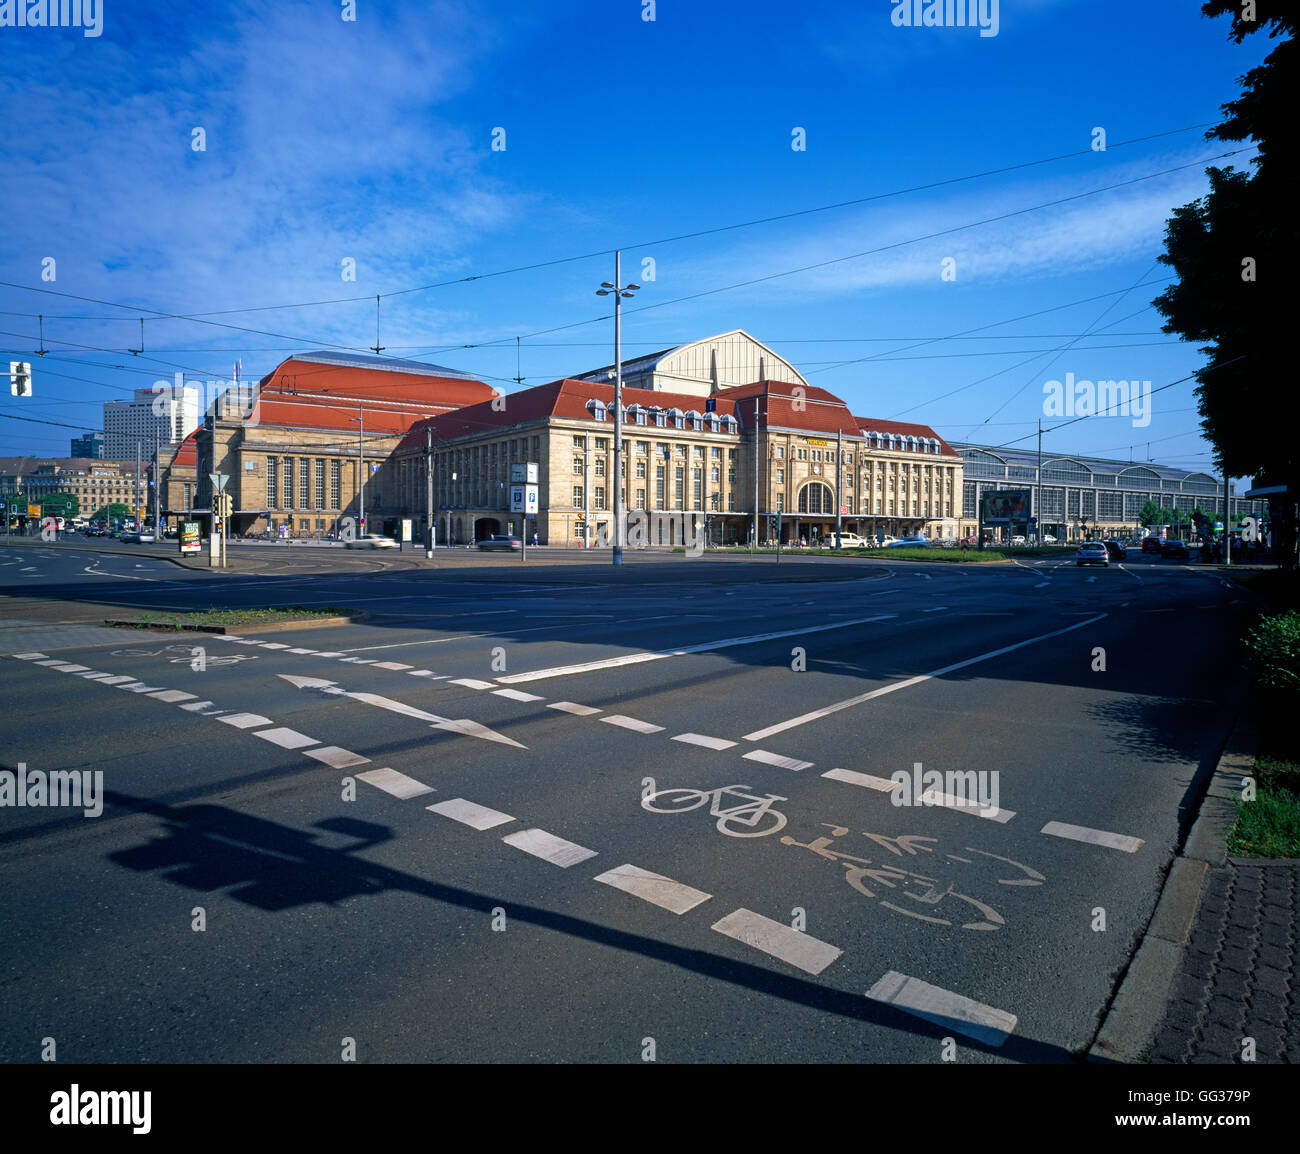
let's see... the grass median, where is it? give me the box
[105,606,354,630]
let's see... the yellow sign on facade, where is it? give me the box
[27,504,41,518]
[805,438,829,447]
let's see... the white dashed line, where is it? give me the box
[407,669,438,677]
[920,607,948,613]
[493,688,545,702]
[179,700,217,712]
[53,664,91,673]
[286,648,319,655]
[428,798,515,829]
[1040,821,1144,853]
[501,828,598,867]
[122,684,166,693]
[917,790,1014,823]
[600,715,665,734]
[10,652,48,660]
[450,678,495,690]
[147,690,199,703]
[259,643,290,650]
[865,970,1017,1046]
[672,733,738,751]
[303,745,371,769]
[822,768,898,792]
[96,675,139,686]
[711,908,842,975]
[218,713,274,729]
[253,727,318,750]
[547,701,601,716]
[34,659,70,667]
[338,657,376,664]
[594,864,711,915]
[1033,581,1050,588]
[314,652,347,658]
[356,768,434,799]
[372,662,413,671]
[743,750,813,772]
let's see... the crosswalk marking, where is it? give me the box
[10,652,48,660]
[407,669,438,677]
[711,909,842,975]
[548,701,601,716]
[303,745,370,769]
[427,798,515,829]
[594,864,711,915]
[355,768,435,799]
[253,727,318,750]
[822,768,898,792]
[286,648,319,655]
[123,683,166,693]
[1040,821,1144,853]
[865,970,1017,1045]
[502,828,598,867]
[672,733,737,751]
[600,715,664,734]
[743,750,813,772]
[259,643,290,650]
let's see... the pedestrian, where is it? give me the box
[532,531,539,547]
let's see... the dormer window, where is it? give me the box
[586,399,608,421]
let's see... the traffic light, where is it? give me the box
[9,361,31,396]
[218,493,233,518]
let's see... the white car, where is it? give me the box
[1042,535,1057,544]
[344,534,398,549]
[832,533,872,549]
[1009,535,1027,546]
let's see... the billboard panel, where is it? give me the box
[980,489,1031,524]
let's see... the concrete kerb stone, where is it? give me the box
[1088,713,1259,1063]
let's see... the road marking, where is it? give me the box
[253,727,318,750]
[356,768,434,799]
[1040,821,1144,853]
[428,798,515,829]
[920,607,948,613]
[493,688,545,702]
[10,652,47,660]
[600,714,665,734]
[594,864,711,915]
[494,615,897,684]
[79,671,115,680]
[259,643,290,650]
[218,712,273,729]
[123,683,166,693]
[303,745,370,769]
[744,750,813,771]
[502,828,598,867]
[339,657,376,664]
[277,674,524,748]
[548,701,601,716]
[95,675,138,686]
[179,700,217,712]
[865,970,1016,1046]
[148,690,199,703]
[286,648,319,655]
[744,613,1107,741]
[1033,581,1050,588]
[313,651,347,658]
[450,678,494,690]
[407,669,437,677]
[711,908,842,976]
[822,768,898,792]
[372,661,413,671]
[34,658,71,666]
[917,790,1014,823]
[673,733,738,751]
[53,664,92,673]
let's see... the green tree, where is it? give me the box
[1138,499,1164,527]
[1152,3,1298,568]
[40,492,79,517]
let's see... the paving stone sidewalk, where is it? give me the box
[1148,859,1299,1063]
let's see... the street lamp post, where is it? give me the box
[596,252,639,565]
[348,407,365,535]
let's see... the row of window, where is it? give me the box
[586,401,741,433]
[266,457,342,510]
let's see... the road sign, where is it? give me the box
[510,462,539,484]
[209,472,229,491]
[510,484,538,514]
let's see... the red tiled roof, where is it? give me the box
[850,415,957,456]
[167,431,199,468]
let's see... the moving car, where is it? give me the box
[1103,539,1126,561]
[875,534,899,546]
[1042,535,1057,544]
[1076,541,1110,567]
[885,536,930,548]
[1009,535,1027,546]
[1141,537,1163,554]
[344,534,398,549]
[121,531,157,543]
[832,532,872,549]
[477,535,523,552]
[1161,539,1190,560]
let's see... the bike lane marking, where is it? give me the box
[355,768,435,799]
[865,970,1017,1046]
[744,750,813,772]
[1040,821,1144,853]
[593,864,712,915]
[502,828,599,868]
[427,798,515,829]
[743,613,1108,741]
[711,909,842,976]
[303,746,371,769]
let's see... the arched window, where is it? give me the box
[798,482,834,515]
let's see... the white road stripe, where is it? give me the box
[314,652,347,658]
[495,614,897,684]
[303,745,370,768]
[54,664,91,673]
[147,690,199,703]
[356,768,434,799]
[286,648,318,655]
[450,678,495,690]
[79,672,114,680]
[600,714,665,734]
[493,688,545,702]
[745,613,1108,741]
[253,727,318,750]
[372,662,413,671]
[672,732,737,751]
[123,683,165,693]
[1033,581,1050,588]
[179,700,217,712]
[502,828,598,867]
[822,768,898,792]
[95,675,138,686]
[259,643,290,650]
[865,970,1017,1046]
[548,701,601,716]
[917,790,1014,823]
[427,798,515,829]
[34,659,71,666]
[920,607,948,613]
[1041,821,1144,853]
[407,669,437,677]
[10,652,48,660]
[218,712,273,729]
[711,908,842,975]
[594,864,711,915]
[339,657,376,664]
[744,750,813,771]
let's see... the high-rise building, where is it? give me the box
[70,431,105,458]
[103,385,201,459]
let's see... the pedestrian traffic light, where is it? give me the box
[9,361,31,396]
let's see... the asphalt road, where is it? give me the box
[0,542,1255,1062]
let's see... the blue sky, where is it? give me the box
[0,0,1271,477]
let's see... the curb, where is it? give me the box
[1087,712,1259,1063]
[103,613,362,635]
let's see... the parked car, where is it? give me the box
[1103,539,1126,561]
[1009,535,1027,546]
[1141,537,1163,554]
[832,532,872,549]
[344,534,398,549]
[477,535,523,552]
[1161,539,1190,560]
[875,534,899,546]
[1076,541,1110,567]
[1041,535,1057,544]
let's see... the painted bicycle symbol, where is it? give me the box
[111,645,258,668]
[641,784,788,838]
[779,825,1045,931]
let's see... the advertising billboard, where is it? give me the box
[980,489,1032,525]
[179,521,202,554]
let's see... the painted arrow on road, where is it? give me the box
[278,674,525,748]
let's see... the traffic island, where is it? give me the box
[103,607,363,634]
